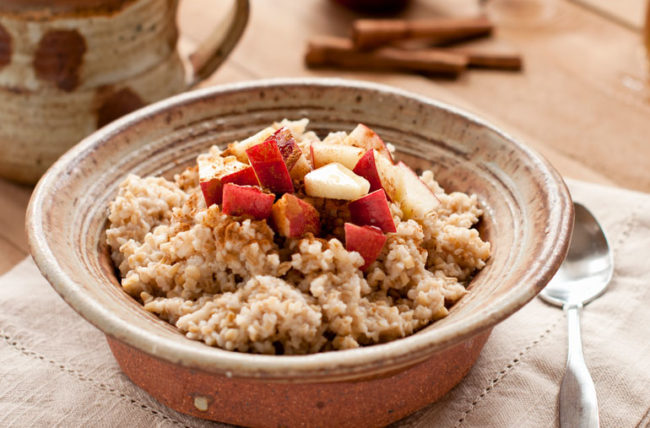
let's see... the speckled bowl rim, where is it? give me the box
[27,78,573,380]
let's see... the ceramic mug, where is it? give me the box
[0,0,249,184]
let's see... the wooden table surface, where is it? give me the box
[1,0,648,276]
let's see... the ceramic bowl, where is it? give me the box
[26,78,573,427]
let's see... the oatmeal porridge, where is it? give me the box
[106,119,490,354]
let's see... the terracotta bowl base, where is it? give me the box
[107,329,491,428]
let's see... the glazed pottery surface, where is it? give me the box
[0,0,248,184]
[26,78,573,427]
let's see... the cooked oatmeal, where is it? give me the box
[106,119,490,354]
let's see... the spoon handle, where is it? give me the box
[560,304,599,428]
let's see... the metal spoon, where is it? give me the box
[539,202,614,428]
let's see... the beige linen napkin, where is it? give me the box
[1,179,649,428]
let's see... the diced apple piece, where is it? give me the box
[221,183,274,220]
[222,165,258,186]
[272,193,320,238]
[270,127,302,171]
[374,152,403,202]
[344,223,387,271]
[304,163,370,200]
[311,142,366,170]
[352,150,384,195]
[395,161,440,219]
[199,161,224,207]
[344,124,393,162]
[289,154,312,181]
[349,190,396,233]
[198,155,256,206]
[226,127,275,163]
[246,139,294,194]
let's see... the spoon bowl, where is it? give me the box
[540,202,614,308]
[539,202,614,428]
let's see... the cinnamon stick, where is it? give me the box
[305,36,467,76]
[352,16,493,49]
[450,48,523,70]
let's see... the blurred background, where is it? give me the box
[183,0,650,193]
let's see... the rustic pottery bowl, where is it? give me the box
[27,78,573,428]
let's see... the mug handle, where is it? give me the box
[185,0,249,87]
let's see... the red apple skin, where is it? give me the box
[200,179,221,208]
[348,189,396,233]
[353,150,384,194]
[272,193,320,238]
[344,223,387,271]
[222,165,258,186]
[246,139,294,194]
[271,127,301,171]
[222,183,275,220]
[202,166,259,206]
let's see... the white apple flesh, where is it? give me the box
[372,156,440,219]
[310,142,366,170]
[374,152,402,202]
[394,161,440,218]
[344,124,393,161]
[304,162,370,200]
[289,154,312,181]
[226,127,275,163]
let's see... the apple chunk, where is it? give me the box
[344,223,387,271]
[372,158,439,219]
[352,150,384,195]
[304,162,370,200]
[395,161,440,218]
[349,190,396,233]
[198,155,257,206]
[311,142,365,170]
[246,138,294,194]
[222,165,258,187]
[270,127,302,171]
[221,183,275,220]
[374,152,403,202]
[272,193,320,238]
[289,154,312,181]
[344,124,393,162]
[226,127,275,163]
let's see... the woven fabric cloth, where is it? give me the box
[1,179,649,427]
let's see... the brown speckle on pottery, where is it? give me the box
[33,29,86,91]
[26,78,573,427]
[97,88,145,128]
[0,24,11,69]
